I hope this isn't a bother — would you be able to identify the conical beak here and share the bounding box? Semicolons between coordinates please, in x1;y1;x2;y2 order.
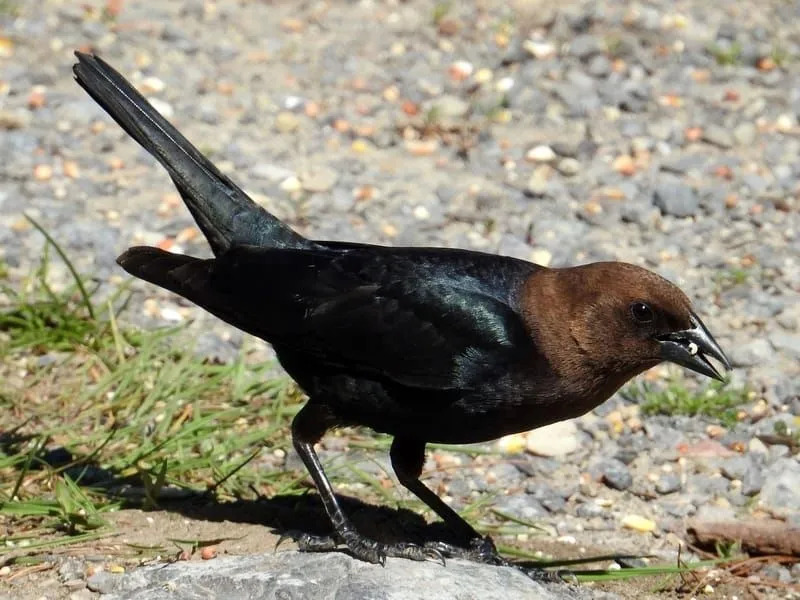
656;312;732;381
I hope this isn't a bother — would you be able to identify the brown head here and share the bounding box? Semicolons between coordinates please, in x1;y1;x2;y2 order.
520;262;730;408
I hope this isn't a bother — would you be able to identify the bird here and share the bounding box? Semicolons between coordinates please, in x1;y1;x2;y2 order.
73;51;731;576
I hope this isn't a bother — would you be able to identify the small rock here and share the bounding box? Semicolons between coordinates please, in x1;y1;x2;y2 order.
701;125;734;148
728;338;772;367
524;171;549;197
655;473;682;494
525;420;579;457
742;468;765;497
33;164;53;181
732;122;757;146
653;180;699;217
525;145;557;163
423;95;469;119
599;459;633;491
770;332;800;360
275;111;299;133
87;572;123;594
496;433;526;454
748;437;768;454
148;97;174;119
447;60;473;82
760;458;800;512
556;158;580;176
493;494;546;521
621;514;656;533
760;564;793;584
300;166;338;193
0;109;32;129
523;40;556;59
613;154;636;176
405;139;439;156
530;248;552;266
569;34;602;60
587;55;611;77
140;76;165;94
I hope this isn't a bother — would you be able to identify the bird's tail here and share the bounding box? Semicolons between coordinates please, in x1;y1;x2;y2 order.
73;52;309;255
116;246;213;301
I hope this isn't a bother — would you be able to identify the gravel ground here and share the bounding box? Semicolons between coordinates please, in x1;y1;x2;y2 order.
1;0;799;596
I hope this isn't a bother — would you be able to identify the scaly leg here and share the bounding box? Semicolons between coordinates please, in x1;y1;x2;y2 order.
283;403;442;566
390;437;561;582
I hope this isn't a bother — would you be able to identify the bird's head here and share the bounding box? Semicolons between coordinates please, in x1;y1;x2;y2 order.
525;262;731;387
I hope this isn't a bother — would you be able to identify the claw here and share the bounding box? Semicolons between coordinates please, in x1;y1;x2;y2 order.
554;569;578;584
424;546;447;567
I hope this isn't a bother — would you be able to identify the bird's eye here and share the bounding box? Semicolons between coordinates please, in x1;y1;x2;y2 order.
630;301;654;323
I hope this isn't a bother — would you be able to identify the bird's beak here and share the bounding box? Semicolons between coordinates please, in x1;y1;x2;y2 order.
656;312;732;381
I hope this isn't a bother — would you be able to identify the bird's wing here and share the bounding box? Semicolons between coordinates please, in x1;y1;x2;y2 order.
120;244;536;392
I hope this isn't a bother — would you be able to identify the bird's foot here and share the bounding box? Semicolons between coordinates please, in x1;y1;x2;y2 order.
427;536;565;583
277;529;444;566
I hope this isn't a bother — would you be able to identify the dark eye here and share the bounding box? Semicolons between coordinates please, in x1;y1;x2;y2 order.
630;301;654;323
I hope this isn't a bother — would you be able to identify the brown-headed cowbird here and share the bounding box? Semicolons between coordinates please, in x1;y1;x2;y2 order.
73;52;731;574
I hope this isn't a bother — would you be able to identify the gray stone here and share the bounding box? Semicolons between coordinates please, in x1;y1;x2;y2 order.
586;55;611;77
732;122;757;146
569;34;603;60
494;493;547;520
770;332;800;360
599;459;633;491
702;125;734;149
300;166;339;193
728;338;772;367
759;457;800;512
88;552;601;600
653;181;699;217
655;473;682;495
576;502;605;519
720;455;760;481
759;564;793;584
423;95;470;119
742;467;765;497
556;158;581;176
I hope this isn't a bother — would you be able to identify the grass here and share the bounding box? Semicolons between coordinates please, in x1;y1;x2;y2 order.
629;377;749;427
0;221;312;564
0;222;754;589
707;41;742;66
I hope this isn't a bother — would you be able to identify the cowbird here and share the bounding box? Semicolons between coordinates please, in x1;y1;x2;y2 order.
73;52;731;573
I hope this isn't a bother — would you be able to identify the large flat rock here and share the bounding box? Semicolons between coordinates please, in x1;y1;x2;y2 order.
88;551;615;600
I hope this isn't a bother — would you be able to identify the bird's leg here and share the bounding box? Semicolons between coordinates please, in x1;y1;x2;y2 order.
390;437;561;582
284;403;442;565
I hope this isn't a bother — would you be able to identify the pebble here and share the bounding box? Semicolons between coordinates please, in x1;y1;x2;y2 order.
701;125;734;149
732;122;757;146
769;333;800;360
300;166;338;193
525;145;556;163
556;158;580;176
728;339;772;367
599;459;633;491
525;420;580;457
621;515;656;533
653;180;699;217
423;95;469;119
759;457;800;512
275;111;300;133
655;473;682;494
